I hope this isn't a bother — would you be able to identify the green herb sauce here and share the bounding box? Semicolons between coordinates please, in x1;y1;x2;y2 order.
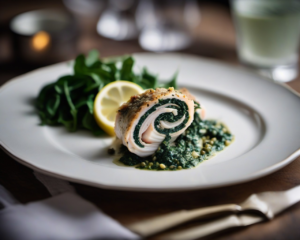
119;112;233;170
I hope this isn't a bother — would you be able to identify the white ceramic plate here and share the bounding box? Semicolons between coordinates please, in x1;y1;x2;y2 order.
1;53;300;192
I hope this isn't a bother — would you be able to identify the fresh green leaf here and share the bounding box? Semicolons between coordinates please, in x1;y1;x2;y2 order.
54;85;62;94
74;54;88;75
120;57;134;80
106;62;117;81
63;81;77;131
138;68;157;89
159;71;178;89
90;73;102;84
46;94;60;117
82;110;104;135
74;96;89;109
58;106;73;130
85;49;99;67
36;83;55;110
86;94;94;114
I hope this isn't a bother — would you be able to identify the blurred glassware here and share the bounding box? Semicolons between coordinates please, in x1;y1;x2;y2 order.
63;0;107;54
96;0;138;41
63;0;106;17
136;0;200;52
231;0;300;82
10;9;77;65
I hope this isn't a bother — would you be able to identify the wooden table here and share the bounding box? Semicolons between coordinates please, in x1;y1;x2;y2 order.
1;2;300;239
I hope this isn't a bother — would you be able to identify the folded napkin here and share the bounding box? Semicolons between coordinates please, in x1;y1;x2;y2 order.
0;183;139;240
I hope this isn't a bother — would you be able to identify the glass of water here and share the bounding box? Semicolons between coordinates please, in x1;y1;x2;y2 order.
231;0;300;82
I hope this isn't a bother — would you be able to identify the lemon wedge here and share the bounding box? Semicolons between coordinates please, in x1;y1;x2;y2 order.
94;81;144;136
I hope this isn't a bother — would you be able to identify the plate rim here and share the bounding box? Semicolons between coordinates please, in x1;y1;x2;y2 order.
1;52;300;192
1;142;299;192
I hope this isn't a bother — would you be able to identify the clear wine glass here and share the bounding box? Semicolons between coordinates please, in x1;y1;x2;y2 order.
136;0;200;52
96;0;139;41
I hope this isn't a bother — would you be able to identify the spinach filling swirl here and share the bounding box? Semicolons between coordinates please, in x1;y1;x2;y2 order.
134;98;189;148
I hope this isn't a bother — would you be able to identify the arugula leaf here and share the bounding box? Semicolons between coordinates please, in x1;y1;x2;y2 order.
86;94;95;114
85;49;99;67
120;57;134;80
82;110;104;135
63;81;78;132
74;54;88;75
106;62;117;81
140;68;157;89
46;94;60;117
159;71;178;89
58;105;73;130
36;83;55;110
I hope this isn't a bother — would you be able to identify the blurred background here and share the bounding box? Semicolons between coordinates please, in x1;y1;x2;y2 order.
1;0;300;85
0;0;237;85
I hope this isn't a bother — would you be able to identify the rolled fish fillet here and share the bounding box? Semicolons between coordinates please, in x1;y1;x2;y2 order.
180;88;205;119
114;87;196;157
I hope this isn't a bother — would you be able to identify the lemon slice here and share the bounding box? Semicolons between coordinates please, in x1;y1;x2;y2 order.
94;81;144;136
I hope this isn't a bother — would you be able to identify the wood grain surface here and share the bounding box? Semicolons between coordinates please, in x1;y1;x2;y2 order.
1;2;300;240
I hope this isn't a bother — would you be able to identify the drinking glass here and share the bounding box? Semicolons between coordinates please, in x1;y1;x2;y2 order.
231;0;300;82
136;0;200;52
97;0;139;41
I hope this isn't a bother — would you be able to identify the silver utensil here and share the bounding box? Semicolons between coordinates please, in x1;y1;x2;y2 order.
157;213;263;240
127;185;300;237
